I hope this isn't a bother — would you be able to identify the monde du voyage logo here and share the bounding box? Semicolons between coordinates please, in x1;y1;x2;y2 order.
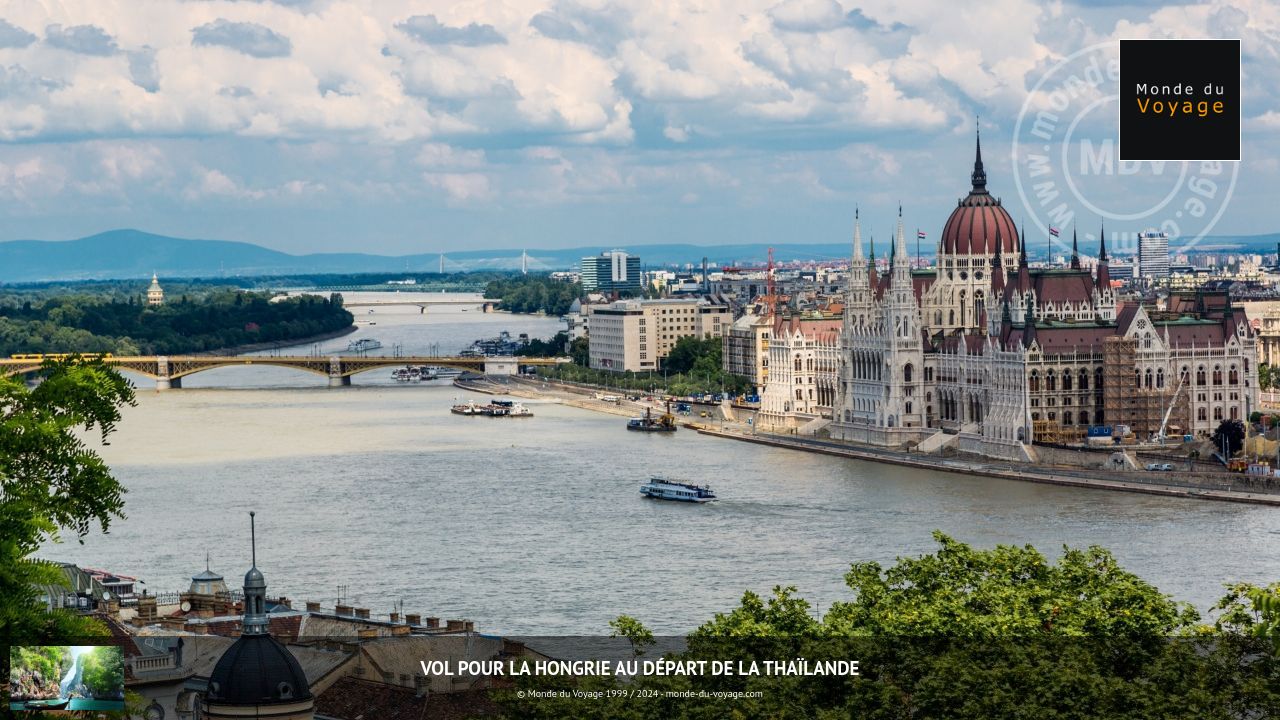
1120;38;1241;162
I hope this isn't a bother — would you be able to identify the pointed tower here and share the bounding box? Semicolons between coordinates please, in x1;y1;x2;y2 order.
971;119;987;195
881;204;925;431
242;511;268;636
147;273;165;306
205;512;315;719
847;209;872;323
1095;220;1116;321
986;234;1006;336
868;234;878;289
1022;314;1038;349
1070;225;1081;270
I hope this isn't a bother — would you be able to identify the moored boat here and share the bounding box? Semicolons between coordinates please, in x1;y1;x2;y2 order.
627;403;677;432
451;401;482;415
640;477;716;502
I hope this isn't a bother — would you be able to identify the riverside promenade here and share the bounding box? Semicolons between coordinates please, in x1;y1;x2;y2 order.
693;425;1280;507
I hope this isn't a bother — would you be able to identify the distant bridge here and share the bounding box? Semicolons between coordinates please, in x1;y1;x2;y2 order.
340;297;499;313
0;355;562;389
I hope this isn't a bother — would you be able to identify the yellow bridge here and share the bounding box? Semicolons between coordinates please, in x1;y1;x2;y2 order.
0;355;564;389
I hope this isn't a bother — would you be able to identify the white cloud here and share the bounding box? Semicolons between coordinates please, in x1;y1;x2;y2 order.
422;171;493;204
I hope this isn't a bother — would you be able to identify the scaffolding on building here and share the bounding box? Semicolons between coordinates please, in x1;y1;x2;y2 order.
1102;336;1190;440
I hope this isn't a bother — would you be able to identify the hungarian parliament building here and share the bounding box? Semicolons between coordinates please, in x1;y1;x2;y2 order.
757;133;1258;460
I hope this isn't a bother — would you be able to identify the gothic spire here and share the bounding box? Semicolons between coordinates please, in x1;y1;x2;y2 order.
991;233;1005;292
1096;220;1111;289
893;203;907;265
852;207;863;262
971;117;987;194
1023;317;1037;348
1070;225;1081;269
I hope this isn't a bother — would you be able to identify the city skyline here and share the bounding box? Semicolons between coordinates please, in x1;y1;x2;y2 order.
0;1;1276;255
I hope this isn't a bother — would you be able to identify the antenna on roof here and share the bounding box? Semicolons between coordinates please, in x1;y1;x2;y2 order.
249;511;257;568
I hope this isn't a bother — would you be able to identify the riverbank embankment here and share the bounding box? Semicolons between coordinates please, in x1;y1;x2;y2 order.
483;375;1280;507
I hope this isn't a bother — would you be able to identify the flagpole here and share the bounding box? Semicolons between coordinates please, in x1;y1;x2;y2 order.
916;228;920;269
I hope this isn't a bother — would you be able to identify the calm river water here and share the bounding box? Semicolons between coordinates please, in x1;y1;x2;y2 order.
54;294;1280;634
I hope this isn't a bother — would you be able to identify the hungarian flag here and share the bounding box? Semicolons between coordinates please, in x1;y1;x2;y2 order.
916;230;927;239
1049;227;1061;237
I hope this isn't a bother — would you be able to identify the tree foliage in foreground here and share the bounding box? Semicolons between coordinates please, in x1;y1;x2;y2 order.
499;532;1280;719
1;358;135;643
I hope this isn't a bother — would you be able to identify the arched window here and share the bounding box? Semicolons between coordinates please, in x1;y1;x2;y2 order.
1157;368;1165;388
1079;370;1089;390
904;364;914;383
1030;372;1040;393
1064;411;1073;426
1046;371;1056;392
1197;366;1206;385
935;311;942;325
949;310;955;325
1145;368;1153;389
1063;373;1073;391
1214;406;1223;421
1229;366;1238;384
794;357;802;371
1213;366;1223;385
1198;407;1207;421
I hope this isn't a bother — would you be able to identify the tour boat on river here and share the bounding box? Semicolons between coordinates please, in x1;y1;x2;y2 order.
640;477;716;503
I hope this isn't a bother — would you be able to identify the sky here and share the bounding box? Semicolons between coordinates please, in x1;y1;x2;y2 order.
0;0;1277;256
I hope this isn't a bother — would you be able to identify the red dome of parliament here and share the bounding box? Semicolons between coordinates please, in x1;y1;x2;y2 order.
940;130;1019;256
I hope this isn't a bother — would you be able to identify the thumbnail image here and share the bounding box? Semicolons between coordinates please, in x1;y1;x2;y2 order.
8;646;124;715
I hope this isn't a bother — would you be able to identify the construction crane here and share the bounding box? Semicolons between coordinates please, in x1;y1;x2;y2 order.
1154;372;1187;443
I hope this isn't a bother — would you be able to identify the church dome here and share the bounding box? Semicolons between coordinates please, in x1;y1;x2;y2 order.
207;634;312;705
940;130;1019;257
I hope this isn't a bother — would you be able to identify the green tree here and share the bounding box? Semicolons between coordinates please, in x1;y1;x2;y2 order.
1;358;136;643
569;336;589;367
609;615;655;658
1212;418;1246;457
499;534;1280;720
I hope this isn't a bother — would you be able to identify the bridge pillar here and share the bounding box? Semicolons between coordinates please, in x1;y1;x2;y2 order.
484;358;518;376
154;357;180;390
328;357;350;387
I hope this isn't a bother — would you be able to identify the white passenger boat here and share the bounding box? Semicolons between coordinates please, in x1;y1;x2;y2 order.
639;477;716;503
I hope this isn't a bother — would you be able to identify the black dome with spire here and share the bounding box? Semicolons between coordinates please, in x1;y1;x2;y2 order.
205;511;314;712
207;634;312;704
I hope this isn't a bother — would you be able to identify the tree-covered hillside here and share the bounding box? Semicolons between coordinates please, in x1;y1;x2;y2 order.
0;289;352;355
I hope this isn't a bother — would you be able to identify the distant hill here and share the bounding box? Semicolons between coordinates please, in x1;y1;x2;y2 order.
2;228;1278;283
0;229;859;282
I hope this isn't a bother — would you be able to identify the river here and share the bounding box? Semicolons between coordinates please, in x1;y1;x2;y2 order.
51;294;1280;634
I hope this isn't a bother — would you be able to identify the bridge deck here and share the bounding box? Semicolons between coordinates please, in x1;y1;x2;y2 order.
0;355;561;380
